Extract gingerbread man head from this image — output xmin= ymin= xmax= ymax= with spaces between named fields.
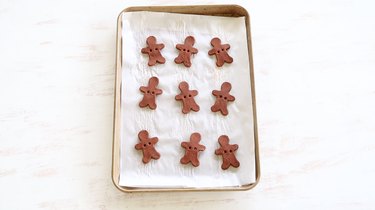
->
xmin=174 ymin=36 xmax=198 ymax=67
xmin=211 ymin=82 xmax=235 ymax=116
xmin=180 ymin=133 xmax=206 ymax=167
xmin=215 ymin=135 xmax=240 ymax=170
xmin=135 ymin=130 xmax=160 ymax=164
xmin=141 ymin=36 xmax=166 ymax=66
xmin=175 ymin=81 xmax=200 ymax=114
xmin=208 ymin=37 xmax=233 ymax=67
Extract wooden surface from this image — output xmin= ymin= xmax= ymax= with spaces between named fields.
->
xmin=1 ymin=0 xmax=374 ymax=209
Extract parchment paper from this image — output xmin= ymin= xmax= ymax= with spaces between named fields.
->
xmin=119 ymin=11 xmax=255 ymax=188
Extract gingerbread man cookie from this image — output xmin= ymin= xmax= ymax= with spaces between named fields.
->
xmin=174 ymin=36 xmax=198 ymax=67
xmin=135 ymin=130 xmax=160 ymax=164
xmin=211 ymin=82 xmax=235 ymax=116
xmin=141 ymin=36 xmax=166 ymax=66
xmin=180 ymin=133 xmax=206 ymax=167
xmin=139 ymin=77 xmax=162 ymax=110
xmin=175 ymin=81 xmax=200 ymax=114
xmin=215 ymin=135 xmax=240 ymax=170
xmin=208 ymin=37 xmax=233 ymax=67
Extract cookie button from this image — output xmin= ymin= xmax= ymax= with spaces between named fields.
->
xmin=175 ymin=81 xmax=200 ymax=114
xmin=180 ymin=133 xmax=206 ymax=167
xmin=135 ymin=130 xmax=160 ymax=164
xmin=215 ymin=135 xmax=240 ymax=170
xmin=139 ymin=77 xmax=162 ymax=110
xmin=211 ymin=82 xmax=235 ymax=116
xmin=174 ymin=36 xmax=198 ymax=67
xmin=141 ymin=36 xmax=166 ymax=66
xmin=208 ymin=37 xmax=233 ymax=67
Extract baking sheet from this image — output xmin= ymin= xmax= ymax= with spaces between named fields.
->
xmin=119 ymin=11 xmax=255 ymax=188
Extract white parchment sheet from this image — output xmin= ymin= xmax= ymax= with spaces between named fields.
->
xmin=119 ymin=11 xmax=255 ymax=188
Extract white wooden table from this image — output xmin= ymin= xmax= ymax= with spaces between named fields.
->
xmin=1 ymin=0 xmax=374 ymax=209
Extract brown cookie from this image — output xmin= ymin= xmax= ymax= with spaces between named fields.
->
xmin=211 ymin=82 xmax=235 ymax=116
xmin=139 ymin=77 xmax=162 ymax=110
xmin=215 ymin=135 xmax=240 ymax=170
xmin=174 ymin=36 xmax=198 ymax=67
xmin=175 ymin=81 xmax=200 ymax=114
xmin=208 ymin=37 xmax=233 ymax=67
xmin=141 ymin=36 xmax=166 ymax=66
xmin=135 ymin=130 xmax=160 ymax=164
xmin=180 ymin=133 xmax=206 ymax=167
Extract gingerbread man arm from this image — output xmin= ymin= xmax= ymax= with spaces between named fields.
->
xmin=141 ymin=47 xmax=149 ymax=54
xmin=135 ymin=143 xmax=143 ymax=150
xmin=197 ymin=144 xmax=206 ymax=151
xmin=153 ymin=88 xmax=162 ymax=95
xmin=175 ymin=94 xmax=183 ymax=100
xmin=190 ymin=90 xmax=198 ymax=96
xmin=215 ymin=148 xmax=224 ymax=155
xmin=176 ymin=44 xmax=185 ymax=51
xmin=181 ymin=142 xmax=189 ymax=149
xmin=139 ymin=86 xmax=148 ymax=93
xmin=230 ymin=144 xmax=239 ymax=152
xmin=226 ymin=95 xmax=235 ymax=101
xmin=156 ymin=43 xmax=165 ymax=50
xmin=208 ymin=48 xmax=217 ymax=55
xmin=190 ymin=47 xmax=198 ymax=54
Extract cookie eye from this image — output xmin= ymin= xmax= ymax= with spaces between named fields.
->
xmin=217 ymin=50 xmax=220 ymax=53
xmin=224 ymin=150 xmax=227 ymax=153
xmin=155 ymin=48 xmax=158 ymax=51
xmin=151 ymin=91 xmax=155 ymax=94
xmin=148 ymin=142 xmax=151 ymax=145
xmin=147 ymin=90 xmax=150 ymax=93
xmin=183 ymin=49 xmax=186 ymax=51
xmin=224 ymin=97 xmax=227 ymax=100
xmin=219 ymin=95 xmax=223 ymax=98
xmin=188 ymin=94 xmax=192 ymax=97
xmin=149 ymin=49 xmax=153 ymax=52
xmin=229 ymin=150 xmax=232 ymax=153
xmin=221 ymin=48 xmax=225 ymax=51
xmin=189 ymin=146 xmax=192 ymax=149
xmin=184 ymin=95 xmax=187 ymax=98
xmin=143 ymin=144 xmax=146 ymax=147
xmin=187 ymin=49 xmax=190 ymax=53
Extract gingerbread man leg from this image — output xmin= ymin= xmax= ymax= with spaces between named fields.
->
xmin=180 ymin=154 xmax=191 ymax=165
xmin=190 ymin=101 xmax=200 ymax=112
xmin=221 ymin=158 xmax=231 ymax=170
xmin=149 ymin=148 xmax=160 ymax=160
xmin=191 ymin=155 xmax=200 ymax=167
xmin=142 ymin=151 xmax=152 ymax=164
xmin=230 ymin=157 xmax=240 ymax=168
